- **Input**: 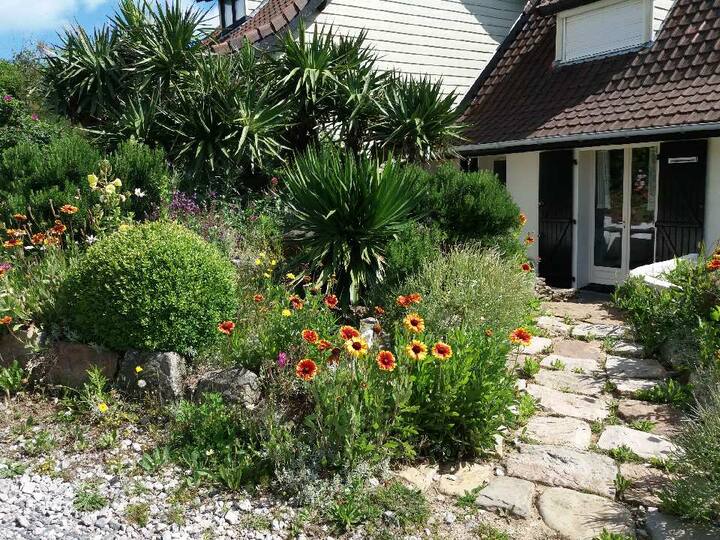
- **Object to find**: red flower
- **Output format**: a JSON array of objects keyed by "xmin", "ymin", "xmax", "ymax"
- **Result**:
[
  {"xmin": 376, "ymin": 351, "xmax": 396, "ymax": 372},
  {"xmin": 323, "ymin": 294, "xmax": 339, "ymax": 309},
  {"xmin": 3, "ymin": 239, "xmax": 22, "ymax": 249},
  {"xmin": 302, "ymin": 329, "xmax": 319, "ymax": 344},
  {"xmin": 431, "ymin": 342, "xmax": 453, "ymax": 360},
  {"xmin": 295, "ymin": 359, "xmax": 318, "ymax": 381},
  {"xmin": 0, "ymin": 315, "xmax": 12, "ymax": 325},
  {"xmin": 30, "ymin": 233, "xmax": 46, "ymax": 245},
  {"xmin": 289, "ymin": 295, "xmax": 304, "ymax": 310},
  {"xmin": 707, "ymin": 259, "xmax": 720, "ymax": 272},
  {"xmin": 521, "ymin": 262, "xmax": 532, "ymax": 272},
  {"xmin": 374, "ymin": 306, "xmax": 386, "ymax": 316},
  {"xmin": 253, "ymin": 294, "xmax": 264, "ymax": 303},
  {"xmin": 50, "ymin": 220, "xmax": 66, "ymax": 235},
  {"xmin": 12, "ymin": 213, "xmax": 27, "ymax": 222},
  {"xmin": 339, "ymin": 325, "xmax": 360, "ymax": 341},
  {"xmin": 407, "ymin": 293, "xmax": 422, "ymax": 304},
  {"xmin": 60, "ymin": 204, "xmax": 79, "ymax": 215},
  {"xmin": 218, "ymin": 321, "xmax": 235, "ymax": 335},
  {"xmin": 317, "ymin": 339, "xmax": 333, "ymax": 351},
  {"xmin": 509, "ymin": 327, "xmax": 532, "ymax": 346}
]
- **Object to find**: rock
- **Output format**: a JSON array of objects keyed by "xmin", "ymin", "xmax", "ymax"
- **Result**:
[
  {"xmin": 527, "ymin": 383, "xmax": 610, "ymax": 422},
  {"xmin": 43, "ymin": 342, "xmax": 119, "ymax": 388},
  {"xmin": 542, "ymin": 300, "xmax": 622, "ymax": 325},
  {"xmin": 536, "ymin": 316, "xmax": 572, "ymax": 336},
  {"xmin": 117, "ymin": 351, "xmax": 186, "ymax": 401},
  {"xmin": 605, "ymin": 355, "xmax": 667, "ymax": 380},
  {"xmin": 443, "ymin": 512, "xmax": 456, "ymax": 524},
  {"xmin": 540, "ymin": 354, "xmax": 602, "ymax": 374},
  {"xmin": 597, "ymin": 425, "xmax": 678, "ymax": 460},
  {"xmin": 534, "ymin": 369, "xmax": 605, "ymax": 396},
  {"xmin": 436, "ymin": 463, "xmax": 493, "ymax": 496},
  {"xmin": 524, "ymin": 416, "xmax": 591, "ymax": 449},
  {"xmin": 395, "ymin": 465, "xmax": 437, "ymax": 492},
  {"xmin": 225, "ymin": 510, "xmax": 240, "ymax": 525},
  {"xmin": 617, "ymin": 399, "xmax": 684, "ymax": 437},
  {"xmin": 645, "ymin": 509, "xmax": 720, "ymax": 539},
  {"xmin": 0, "ymin": 332, "xmax": 34, "ymax": 368},
  {"xmin": 538, "ymin": 487, "xmax": 633, "ymax": 540},
  {"xmin": 474, "ymin": 476, "xmax": 534, "ymax": 518},
  {"xmin": 610, "ymin": 340, "xmax": 645, "ymax": 358},
  {"xmin": 612, "ymin": 377, "xmax": 660, "ymax": 396},
  {"xmin": 505, "ymin": 444, "xmax": 617, "ymax": 498},
  {"xmin": 572, "ymin": 322, "xmax": 626, "ymax": 340},
  {"xmin": 519, "ymin": 336, "xmax": 553, "ymax": 356},
  {"xmin": 194, "ymin": 367, "xmax": 260, "ymax": 408},
  {"xmin": 619, "ymin": 463, "xmax": 668, "ymax": 506},
  {"xmin": 551, "ymin": 339, "xmax": 605, "ymax": 361}
]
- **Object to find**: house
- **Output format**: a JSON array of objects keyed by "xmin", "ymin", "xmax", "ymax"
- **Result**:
[
  {"xmin": 197, "ymin": 0, "xmax": 526, "ymax": 97},
  {"xmin": 458, "ymin": 0, "xmax": 720, "ymax": 288}
]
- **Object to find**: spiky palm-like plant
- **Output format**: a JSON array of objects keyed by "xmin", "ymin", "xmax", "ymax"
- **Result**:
[{"xmin": 283, "ymin": 146, "xmax": 425, "ymax": 303}]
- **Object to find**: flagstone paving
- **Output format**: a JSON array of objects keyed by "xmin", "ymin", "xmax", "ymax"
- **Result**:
[{"xmin": 394, "ymin": 293, "xmax": 717, "ymax": 539}]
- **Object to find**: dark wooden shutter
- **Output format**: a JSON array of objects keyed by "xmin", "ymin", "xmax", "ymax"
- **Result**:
[
  {"xmin": 539, "ymin": 150, "xmax": 574, "ymax": 288},
  {"xmin": 656, "ymin": 140, "xmax": 707, "ymax": 261}
]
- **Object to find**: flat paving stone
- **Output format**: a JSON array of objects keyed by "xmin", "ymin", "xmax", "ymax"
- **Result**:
[
  {"xmin": 535, "ymin": 369, "xmax": 605, "ymax": 396},
  {"xmin": 605, "ymin": 355, "xmax": 667, "ymax": 379},
  {"xmin": 395, "ymin": 464, "xmax": 437, "ymax": 492},
  {"xmin": 619, "ymin": 462, "xmax": 668, "ymax": 507},
  {"xmin": 436, "ymin": 463, "xmax": 493, "ymax": 497},
  {"xmin": 597, "ymin": 425, "xmax": 678, "ymax": 460},
  {"xmin": 538, "ymin": 487, "xmax": 634, "ymax": 540},
  {"xmin": 537, "ymin": 315, "xmax": 572, "ymax": 336},
  {"xmin": 646, "ymin": 509, "xmax": 720, "ymax": 540},
  {"xmin": 527, "ymin": 383, "xmax": 610, "ymax": 422},
  {"xmin": 572, "ymin": 322, "xmax": 627, "ymax": 340},
  {"xmin": 611, "ymin": 377, "xmax": 659, "ymax": 396},
  {"xmin": 617, "ymin": 399, "xmax": 684, "ymax": 437},
  {"xmin": 525, "ymin": 416, "xmax": 591, "ymax": 449},
  {"xmin": 519, "ymin": 336, "xmax": 553, "ymax": 356},
  {"xmin": 540, "ymin": 354, "xmax": 602, "ymax": 374},
  {"xmin": 551, "ymin": 339, "xmax": 605, "ymax": 361},
  {"xmin": 474, "ymin": 476, "xmax": 535, "ymax": 518},
  {"xmin": 542, "ymin": 300, "xmax": 624, "ymax": 325},
  {"xmin": 505, "ymin": 444, "xmax": 617, "ymax": 498},
  {"xmin": 610, "ymin": 340, "xmax": 645, "ymax": 358}
]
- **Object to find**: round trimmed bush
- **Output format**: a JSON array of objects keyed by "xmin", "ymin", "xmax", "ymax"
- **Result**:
[{"xmin": 58, "ymin": 222, "xmax": 238, "ymax": 352}]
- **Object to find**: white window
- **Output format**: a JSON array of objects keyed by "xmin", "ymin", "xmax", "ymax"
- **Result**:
[{"xmin": 556, "ymin": 0, "xmax": 653, "ymax": 63}]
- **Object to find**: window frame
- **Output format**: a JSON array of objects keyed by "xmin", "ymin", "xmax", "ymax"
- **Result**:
[{"xmin": 555, "ymin": 0, "xmax": 654, "ymax": 63}]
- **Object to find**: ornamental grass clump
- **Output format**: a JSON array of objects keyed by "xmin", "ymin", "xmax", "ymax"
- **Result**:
[{"xmin": 57, "ymin": 221, "xmax": 237, "ymax": 352}]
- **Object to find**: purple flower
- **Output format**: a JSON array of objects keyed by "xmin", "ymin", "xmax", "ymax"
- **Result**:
[
  {"xmin": 3, "ymin": 95, "xmax": 12, "ymax": 102},
  {"xmin": 31, "ymin": 113, "xmax": 39, "ymax": 121},
  {"xmin": 277, "ymin": 352, "xmax": 288, "ymax": 368},
  {"xmin": 169, "ymin": 191, "xmax": 200, "ymax": 217},
  {"xmin": 0, "ymin": 262, "xmax": 12, "ymax": 275}
]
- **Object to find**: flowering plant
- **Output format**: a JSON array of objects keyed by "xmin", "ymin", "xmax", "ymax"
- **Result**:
[{"xmin": 85, "ymin": 160, "xmax": 134, "ymax": 237}]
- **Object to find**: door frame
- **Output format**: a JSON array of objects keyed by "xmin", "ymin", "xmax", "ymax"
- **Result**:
[{"xmin": 588, "ymin": 142, "xmax": 660, "ymax": 285}]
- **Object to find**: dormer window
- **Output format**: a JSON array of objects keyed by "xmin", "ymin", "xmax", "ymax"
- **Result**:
[
  {"xmin": 555, "ymin": 0, "xmax": 653, "ymax": 63},
  {"xmin": 218, "ymin": 0, "xmax": 246, "ymax": 29}
]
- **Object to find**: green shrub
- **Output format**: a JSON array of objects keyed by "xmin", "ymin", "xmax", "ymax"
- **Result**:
[
  {"xmin": 283, "ymin": 146, "xmax": 424, "ymax": 303},
  {"xmin": 379, "ymin": 223, "xmax": 446, "ymax": 294},
  {"xmin": 424, "ymin": 164, "xmax": 521, "ymax": 244},
  {"xmin": 57, "ymin": 221, "xmax": 238, "ymax": 352},
  {"xmin": 391, "ymin": 246, "xmax": 536, "ymax": 336}
]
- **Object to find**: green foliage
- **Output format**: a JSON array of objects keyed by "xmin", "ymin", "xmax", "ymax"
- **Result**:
[
  {"xmin": 629, "ymin": 419, "xmax": 655, "ymax": 432},
  {"xmin": 391, "ymin": 246, "xmax": 536, "ymax": 336},
  {"xmin": 614, "ymin": 472, "xmax": 630, "ymax": 500},
  {"xmin": 57, "ymin": 221, "xmax": 238, "ymax": 352},
  {"xmin": 475, "ymin": 524, "xmax": 510, "ymax": 540},
  {"xmin": 635, "ymin": 379, "xmax": 694, "ymax": 410},
  {"xmin": 0, "ymin": 360, "xmax": 25, "ymax": 398},
  {"xmin": 73, "ymin": 483, "xmax": 108, "ymax": 511},
  {"xmin": 125, "ymin": 502, "xmax": 150, "ymax": 527},
  {"xmin": 594, "ymin": 531, "xmax": 633, "ymax": 540},
  {"xmin": 608, "ymin": 445, "xmax": 643, "ymax": 464},
  {"xmin": 521, "ymin": 357, "xmax": 540, "ymax": 378},
  {"xmin": 283, "ymin": 146, "xmax": 424, "ymax": 303}
]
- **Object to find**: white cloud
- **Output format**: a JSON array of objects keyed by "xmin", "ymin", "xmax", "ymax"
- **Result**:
[{"xmin": 0, "ymin": 0, "xmax": 109, "ymax": 32}]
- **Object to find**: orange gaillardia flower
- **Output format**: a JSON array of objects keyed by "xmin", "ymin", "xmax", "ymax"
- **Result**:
[
  {"xmin": 12, "ymin": 213, "xmax": 27, "ymax": 222},
  {"xmin": 374, "ymin": 306, "xmax": 386, "ymax": 316},
  {"xmin": 295, "ymin": 359, "xmax": 318, "ymax": 381},
  {"xmin": 317, "ymin": 339, "xmax": 333, "ymax": 351},
  {"xmin": 50, "ymin": 220, "xmax": 66, "ymax": 235},
  {"xmin": 509, "ymin": 327, "xmax": 532, "ymax": 346},
  {"xmin": 403, "ymin": 313, "xmax": 425, "ymax": 334},
  {"xmin": 519, "ymin": 213, "xmax": 527, "ymax": 226},
  {"xmin": 253, "ymin": 294, "xmax": 264, "ymax": 303},
  {"xmin": 376, "ymin": 350, "xmax": 397, "ymax": 372},
  {"xmin": 432, "ymin": 342, "xmax": 453, "ymax": 360},
  {"xmin": 30, "ymin": 233, "xmax": 46, "ymax": 245},
  {"xmin": 396, "ymin": 295, "xmax": 411, "ymax": 307},
  {"xmin": 218, "ymin": 321, "xmax": 236, "ymax": 335},
  {"xmin": 323, "ymin": 294, "xmax": 339, "ymax": 309},
  {"xmin": 345, "ymin": 336, "xmax": 368, "ymax": 357},
  {"xmin": 339, "ymin": 325, "xmax": 360, "ymax": 341},
  {"xmin": 60, "ymin": 204, "xmax": 79, "ymax": 215},
  {"xmin": 707, "ymin": 259, "xmax": 720, "ymax": 272},
  {"xmin": 0, "ymin": 315, "xmax": 12, "ymax": 325},
  {"xmin": 44, "ymin": 236, "xmax": 60, "ymax": 247},
  {"xmin": 405, "ymin": 340, "xmax": 428, "ymax": 360},
  {"xmin": 289, "ymin": 295, "xmax": 304, "ymax": 310},
  {"xmin": 524, "ymin": 235, "xmax": 535, "ymax": 246},
  {"xmin": 3, "ymin": 239, "xmax": 22, "ymax": 249},
  {"xmin": 302, "ymin": 329, "xmax": 319, "ymax": 344},
  {"xmin": 521, "ymin": 262, "xmax": 532, "ymax": 272},
  {"xmin": 5, "ymin": 229, "xmax": 25, "ymax": 238},
  {"xmin": 397, "ymin": 293, "xmax": 422, "ymax": 307}
]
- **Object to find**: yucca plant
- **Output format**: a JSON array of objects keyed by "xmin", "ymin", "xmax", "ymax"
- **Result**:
[
  {"xmin": 374, "ymin": 75, "xmax": 465, "ymax": 162},
  {"xmin": 282, "ymin": 146, "xmax": 425, "ymax": 303}
]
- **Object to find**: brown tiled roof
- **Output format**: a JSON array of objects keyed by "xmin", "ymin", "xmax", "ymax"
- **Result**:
[
  {"xmin": 211, "ymin": 0, "xmax": 309, "ymax": 53},
  {"xmin": 460, "ymin": 0, "xmax": 720, "ymax": 150}
]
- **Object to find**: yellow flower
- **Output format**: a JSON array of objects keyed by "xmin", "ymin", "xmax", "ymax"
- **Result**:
[
  {"xmin": 135, "ymin": 366, "xmax": 143, "ymax": 373},
  {"xmin": 113, "ymin": 178, "xmax": 122, "ymax": 187},
  {"xmin": 259, "ymin": 251, "xmax": 266, "ymax": 258},
  {"xmin": 270, "ymin": 259, "xmax": 277, "ymax": 266},
  {"xmin": 286, "ymin": 272, "xmax": 296, "ymax": 280},
  {"xmin": 254, "ymin": 258, "xmax": 262, "ymax": 266},
  {"xmin": 118, "ymin": 224, "xmax": 130, "ymax": 232},
  {"xmin": 104, "ymin": 184, "xmax": 116, "ymax": 195},
  {"xmin": 263, "ymin": 272, "xmax": 271, "ymax": 278},
  {"xmin": 345, "ymin": 336, "xmax": 368, "ymax": 358},
  {"xmin": 405, "ymin": 340, "xmax": 428, "ymax": 361},
  {"xmin": 403, "ymin": 313, "xmax": 425, "ymax": 334},
  {"xmin": 97, "ymin": 402, "xmax": 109, "ymax": 414},
  {"xmin": 87, "ymin": 174, "xmax": 98, "ymax": 188},
  {"xmin": 282, "ymin": 309, "xmax": 292, "ymax": 317}
]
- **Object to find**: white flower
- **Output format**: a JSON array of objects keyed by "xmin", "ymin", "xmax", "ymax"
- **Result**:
[
  {"xmin": 86, "ymin": 235, "xmax": 97, "ymax": 245},
  {"xmin": 119, "ymin": 194, "xmax": 126, "ymax": 203},
  {"xmin": 137, "ymin": 379, "xmax": 147, "ymax": 389},
  {"xmin": 205, "ymin": 449, "xmax": 214, "ymax": 456},
  {"xmin": 134, "ymin": 188, "xmax": 146, "ymax": 198}
]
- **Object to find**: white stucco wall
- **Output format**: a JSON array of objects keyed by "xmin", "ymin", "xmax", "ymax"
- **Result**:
[
  {"xmin": 705, "ymin": 137, "xmax": 720, "ymax": 250},
  {"xmin": 506, "ymin": 152, "xmax": 540, "ymax": 260}
]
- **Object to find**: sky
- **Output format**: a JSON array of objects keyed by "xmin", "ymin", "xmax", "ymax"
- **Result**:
[{"xmin": 0, "ymin": 0, "xmax": 218, "ymax": 59}]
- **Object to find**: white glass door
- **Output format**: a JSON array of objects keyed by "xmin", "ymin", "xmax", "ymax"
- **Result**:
[{"xmin": 591, "ymin": 146, "xmax": 658, "ymax": 284}]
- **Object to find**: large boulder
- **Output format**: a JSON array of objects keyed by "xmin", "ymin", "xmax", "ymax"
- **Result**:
[
  {"xmin": 194, "ymin": 367, "xmax": 260, "ymax": 408},
  {"xmin": 42, "ymin": 341, "xmax": 118, "ymax": 388},
  {"xmin": 117, "ymin": 351, "xmax": 186, "ymax": 401},
  {"xmin": 0, "ymin": 333, "xmax": 35, "ymax": 368}
]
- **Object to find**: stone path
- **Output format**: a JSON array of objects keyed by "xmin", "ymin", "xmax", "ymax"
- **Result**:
[{"xmin": 396, "ymin": 292, "xmax": 719, "ymax": 539}]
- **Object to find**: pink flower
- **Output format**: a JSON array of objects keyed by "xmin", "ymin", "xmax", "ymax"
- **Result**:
[
  {"xmin": 277, "ymin": 352, "xmax": 288, "ymax": 368},
  {"xmin": 31, "ymin": 113, "xmax": 39, "ymax": 121},
  {"xmin": 3, "ymin": 95, "xmax": 12, "ymax": 102}
]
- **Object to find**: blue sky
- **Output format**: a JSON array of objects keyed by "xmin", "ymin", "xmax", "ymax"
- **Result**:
[{"xmin": 0, "ymin": 1, "xmax": 218, "ymax": 59}]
